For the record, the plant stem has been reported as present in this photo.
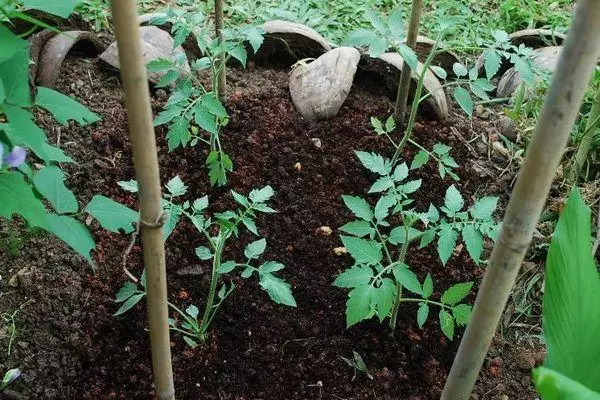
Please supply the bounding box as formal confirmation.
[389,222,411,332]
[109,1,175,399]
[391,39,440,166]
[198,237,225,339]
[442,2,600,397]
[569,84,600,181]
[214,0,226,101]
[393,0,423,125]
[512,83,526,115]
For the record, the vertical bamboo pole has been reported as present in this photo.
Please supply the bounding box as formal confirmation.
[393,0,423,125]
[110,2,175,399]
[441,1,600,398]
[215,0,226,101]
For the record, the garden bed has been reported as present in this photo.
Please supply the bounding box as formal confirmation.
[0,56,542,400]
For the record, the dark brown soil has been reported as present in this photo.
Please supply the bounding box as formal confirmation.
[0,57,541,400]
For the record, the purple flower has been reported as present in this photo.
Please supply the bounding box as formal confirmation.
[0,144,27,168]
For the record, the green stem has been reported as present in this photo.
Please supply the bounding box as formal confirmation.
[374,224,393,264]
[512,83,526,115]
[198,238,225,340]
[570,84,600,181]
[398,297,451,309]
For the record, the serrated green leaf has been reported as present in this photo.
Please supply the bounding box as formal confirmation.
[375,278,396,322]
[115,281,137,302]
[249,186,274,203]
[33,165,78,214]
[484,49,502,80]
[342,195,373,221]
[374,194,395,221]
[444,185,464,213]
[433,143,452,155]
[228,43,247,67]
[388,226,423,245]
[438,226,458,266]
[427,204,440,222]
[195,246,212,260]
[259,273,296,307]
[35,87,100,125]
[193,196,208,211]
[259,261,285,273]
[218,260,236,274]
[333,265,374,288]
[153,106,182,126]
[441,282,473,305]
[411,150,429,169]
[346,284,374,328]
[242,217,258,235]
[340,235,382,266]
[392,264,422,295]
[163,204,183,240]
[233,191,251,208]
[245,238,266,259]
[417,303,429,328]
[339,220,375,238]
[543,188,600,391]
[419,229,436,249]
[369,176,394,193]
[439,309,455,340]
[201,92,228,118]
[47,214,95,265]
[166,116,191,151]
[461,225,484,263]
[422,274,433,298]
[384,116,395,132]
[85,195,138,234]
[156,69,180,88]
[193,103,218,134]
[392,163,409,181]
[388,7,404,37]
[471,197,498,220]
[452,304,472,326]
[343,29,379,48]
[114,293,145,316]
[165,175,188,196]
[453,87,474,117]
[118,179,139,193]
[146,58,174,72]
[355,151,390,175]
[241,266,255,278]
[400,179,421,194]
[398,44,418,71]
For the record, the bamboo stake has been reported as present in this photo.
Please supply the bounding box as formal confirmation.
[441,1,600,398]
[110,2,175,399]
[215,0,226,101]
[393,0,423,124]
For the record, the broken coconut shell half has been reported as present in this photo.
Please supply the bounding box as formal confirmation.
[475,28,566,80]
[251,20,332,67]
[357,52,449,121]
[403,35,461,78]
[99,25,190,85]
[35,30,103,88]
[137,12,201,59]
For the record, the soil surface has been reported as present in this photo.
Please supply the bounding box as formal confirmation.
[0,57,544,400]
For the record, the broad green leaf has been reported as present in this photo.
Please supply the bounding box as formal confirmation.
[346,284,374,328]
[461,225,484,263]
[42,143,75,163]
[0,48,30,106]
[165,175,188,196]
[543,188,600,391]
[411,150,429,169]
[433,143,452,155]
[422,274,433,298]
[430,66,447,80]
[369,37,389,58]
[444,185,464,213]
[471,197,498,220]
[484,49,502,80]
[427,204,440,222]
[242,217,258,235]
[259,273,296,307]
[441,282,473,306]
[399,179,421,194]
[0,25,27,63]
[374,278,396,322]
[35,87,100,125]
[532,367,600,400]
[437,226,458,266]
[333,265,374,288]
[342,195,373,221]
[365,9,387,34]
[193,196,209,211]
[452,62,468,77]
[114,293,145,316]
[166,116,191,151]
[153,106,182,126]
[85,195,138,234]
[419,229,436,249]
[343,29,379,48]
[47,214,95,264]
[22,0,79,17]
[218,260,236,274]
[195,246,212,260]
[249,186,274,203]
[392,163,409,181]
[492,29,510,43]
[384,116,395,132]
[388,7,404,37]
[118,179,139,193]
[201,92,228,118]
[146,58,174,72]
[369,176,394,193]
[245,238,266,259]
[163,204,183,240]
[3,104,48,160]
[398,44,418,71]
[156,70,179,88]
[0,172,49,229]
[439,309,455,340]
[452,304,472,326]
[193,103,218,134]
[340,235,383,266]
[33,165,78,214]
[392,264,422,295]
[339,220,375,238]
[354,151,390,175]
[453,87,474,117]
[417,303,429,328]
[259,261,285,273]
[388,226,423,245]
[232,191,249,206]
[374,194,395,221]
[241,266,255,278]
[228,43,247,67]
[115,282,137,302]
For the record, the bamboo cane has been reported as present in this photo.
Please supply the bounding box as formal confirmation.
[393,0,423,125]
[110,1,175,399]
[215,0,226,101]
[441,1,600,398]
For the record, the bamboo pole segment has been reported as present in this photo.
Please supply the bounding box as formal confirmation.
[441,1,600,398]
[109,1,175,399]
[215,0,226,101]
[393,0,423,124]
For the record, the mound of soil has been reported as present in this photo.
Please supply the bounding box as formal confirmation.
[0,57,541,399]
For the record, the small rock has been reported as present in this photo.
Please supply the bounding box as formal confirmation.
[475,104,492,119]
[516,351,536,370]
[315,226,332,236]
[155,89,168,100]
[500,395,509,400]
[333,247,347,255]
[499,115,517,141]
[310,137,322,149]
[293,162,302,171]
[289,47,360,121]
[492,141,511,158]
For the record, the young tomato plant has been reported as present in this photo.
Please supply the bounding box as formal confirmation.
[148,8,264,186]
[333,151,499,339]
[115,178,296,346]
